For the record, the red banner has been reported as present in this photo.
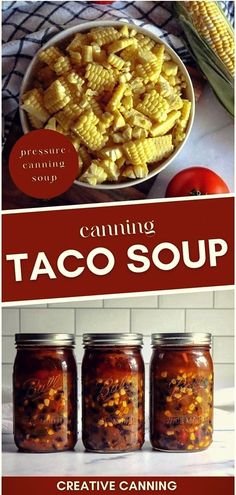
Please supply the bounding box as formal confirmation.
[2,196,234,303]
[2,476,234,495]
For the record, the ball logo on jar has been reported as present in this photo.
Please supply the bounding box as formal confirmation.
[22,375,61,401]
[96,377,136,402]
[166,375,210,399]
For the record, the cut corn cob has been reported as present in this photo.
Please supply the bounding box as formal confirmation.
[90,27,121,46]
[21,88,49,123]
[38,46,62,68]
[53,56,71,75]
[80,162,108,185]
[85,63,116,92]
[108,53,125,70]
[107,83,127,111]
[72,110,108,151]
[28,114,44,129]
[122,163,149,179]
[100,158,119,181]
[43,80,70,113]
[135,33,156,50]
[66,33,86,51]
[123,136,173,165]
[99,146,123,161]
[137,91,169,122]
[108,38,137,54]
[150,110,181,137]
[55,102,82,131]
[136,56,163,82]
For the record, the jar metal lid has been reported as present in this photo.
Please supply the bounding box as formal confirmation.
[83,333,143,346]
[151,333,212,347]
[15,333,75,347]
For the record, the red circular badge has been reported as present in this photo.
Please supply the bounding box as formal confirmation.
[9,129,79,199]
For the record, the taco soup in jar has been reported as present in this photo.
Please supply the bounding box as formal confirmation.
[150,333,213,452]
[82,333,144,452]
[13,333,77,453]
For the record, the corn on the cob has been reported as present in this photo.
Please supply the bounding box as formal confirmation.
[183,1,234,76]
[174,1,234,115]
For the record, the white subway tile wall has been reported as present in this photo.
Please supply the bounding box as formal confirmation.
[2,290,234,392]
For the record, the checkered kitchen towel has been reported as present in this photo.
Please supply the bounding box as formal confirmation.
[2,1,234,140]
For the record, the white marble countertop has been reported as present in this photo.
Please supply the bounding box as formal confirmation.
[2,408,234,477]
[149,85,234,198]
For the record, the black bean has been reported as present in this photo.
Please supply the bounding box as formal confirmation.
[114,424,123,431]
[53,424,62,432]
[105,406,115,413]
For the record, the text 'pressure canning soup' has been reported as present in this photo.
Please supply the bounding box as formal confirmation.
[21,24,192,185]
[82,334,144,452]
[13,334,77,453]
[150,333,213,452]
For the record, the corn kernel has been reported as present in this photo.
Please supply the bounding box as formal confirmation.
[174,393,182,399]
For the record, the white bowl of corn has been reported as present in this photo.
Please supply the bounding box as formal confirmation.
[20,20,195,190]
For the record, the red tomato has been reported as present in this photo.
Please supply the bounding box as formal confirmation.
[165,167,230,197]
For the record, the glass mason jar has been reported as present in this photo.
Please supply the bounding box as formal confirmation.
[82,333,144,453]
[13,333,77,453]
[150,333,213,452]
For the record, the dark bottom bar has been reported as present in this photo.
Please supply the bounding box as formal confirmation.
[2,477,234,495]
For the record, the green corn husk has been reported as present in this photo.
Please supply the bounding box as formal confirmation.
[174,1,234,116]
